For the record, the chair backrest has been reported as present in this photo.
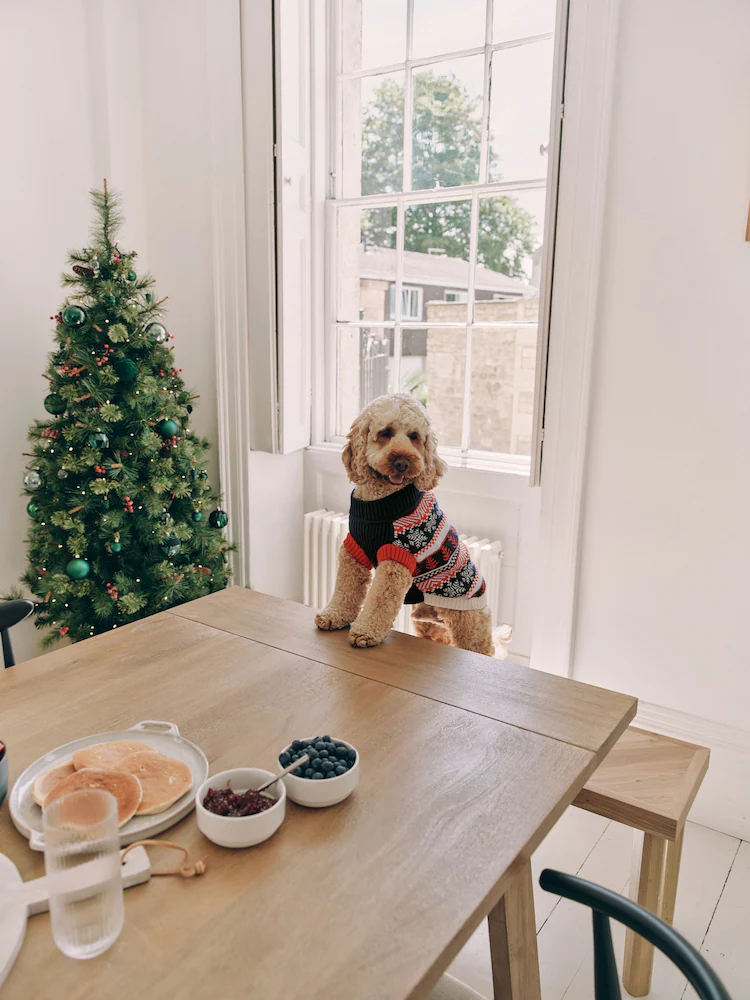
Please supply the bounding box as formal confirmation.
[539,869,732,1000]
[0,599,34,669]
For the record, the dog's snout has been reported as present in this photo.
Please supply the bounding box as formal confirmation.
[393,457,409,473]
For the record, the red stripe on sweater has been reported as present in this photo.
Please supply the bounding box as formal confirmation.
[376,544,417,575]
[344,533,373,569]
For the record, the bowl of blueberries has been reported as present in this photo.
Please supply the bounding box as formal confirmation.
[279,735,359,808]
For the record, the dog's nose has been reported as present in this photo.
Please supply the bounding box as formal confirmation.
[393,458,409,473]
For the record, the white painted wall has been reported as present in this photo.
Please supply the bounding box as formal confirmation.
[571,0,750,832]
[0,0,219,661]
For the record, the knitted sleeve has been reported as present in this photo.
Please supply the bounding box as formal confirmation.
[375,543,417,575]
[343,533,372,569]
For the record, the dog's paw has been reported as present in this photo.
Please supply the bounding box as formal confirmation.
[315,608,352,631]
[348,621,384,648]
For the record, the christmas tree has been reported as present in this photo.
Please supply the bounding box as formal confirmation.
[21,182,232,647]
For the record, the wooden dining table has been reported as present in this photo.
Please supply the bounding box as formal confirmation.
[0,587,636,1000]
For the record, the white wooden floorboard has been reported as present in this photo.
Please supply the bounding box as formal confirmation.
[536,818,633,999]
[691,837,749,1000]
[446,807,609,998]
[563,822,739,1000]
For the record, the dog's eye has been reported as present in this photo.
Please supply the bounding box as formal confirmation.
[380,427,393,438]
[408,432,420,442]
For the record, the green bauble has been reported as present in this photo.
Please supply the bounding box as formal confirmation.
[127,270,137,281]
[101,499,110,510]
[114,357,137,382]
[88,431,109,449]
[145,293,153,304]
[209,509,229,530]
[62,305,86,327]
[160,534,181,558]
[158,419,179,438]
[110,541,122,553]
[44,393,66,415]
[192,511,203,522]
[146,322,168,344]
[66,558,90,580]
[191,467,208,482]
[107,294,117,306]
[27,501,43,521]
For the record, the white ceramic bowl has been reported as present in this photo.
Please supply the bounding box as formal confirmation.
[280,737,359,808]
[195,768,286,848]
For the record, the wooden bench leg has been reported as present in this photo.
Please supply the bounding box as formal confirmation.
[659,826,684,927]
[623,831,666,996]
[488,859,541,1000]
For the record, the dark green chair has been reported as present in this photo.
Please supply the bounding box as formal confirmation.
[540,869,731,999]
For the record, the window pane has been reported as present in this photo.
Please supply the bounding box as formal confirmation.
[474,190,545,304]
[338,206,398,323]
[488,39,554,183]
[415,326,467,449]
[412,56,484,190]
[469,321,538,455]
[343,72,404,197]
[404,199,470,323]
[342,0,407,73]
[493,0,556,43]
[336,327,396,435]
[412,0,486,59]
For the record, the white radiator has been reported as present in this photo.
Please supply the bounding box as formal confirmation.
[303,508,507,642]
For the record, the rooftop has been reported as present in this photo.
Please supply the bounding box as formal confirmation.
[359,246,535,297]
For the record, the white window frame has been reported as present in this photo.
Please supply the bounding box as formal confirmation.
[389,283,423,321]
[445,289,469,303]
[318,0,559,477]
[210,0,621,673]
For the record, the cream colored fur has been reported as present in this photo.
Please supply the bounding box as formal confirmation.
[315,394,494,655]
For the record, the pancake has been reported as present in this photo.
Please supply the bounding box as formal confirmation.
[32,760,76,807]
[72,740,156,772]
[44,767,143,826]
[114,751,193,815]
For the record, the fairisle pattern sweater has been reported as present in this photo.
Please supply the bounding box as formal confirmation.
[344,485,487,610]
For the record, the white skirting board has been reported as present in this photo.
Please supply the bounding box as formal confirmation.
[635,701,750,842]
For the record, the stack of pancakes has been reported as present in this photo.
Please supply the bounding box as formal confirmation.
[32,740,193,826]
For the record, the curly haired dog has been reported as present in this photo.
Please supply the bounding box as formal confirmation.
[315,394,494,654]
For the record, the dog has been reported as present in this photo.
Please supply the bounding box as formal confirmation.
[315,394,494,655]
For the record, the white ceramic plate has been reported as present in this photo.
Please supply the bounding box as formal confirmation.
[10,721,208,852]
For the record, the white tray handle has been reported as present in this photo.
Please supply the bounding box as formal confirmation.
[29,830,45,852]
[128,720,181,736]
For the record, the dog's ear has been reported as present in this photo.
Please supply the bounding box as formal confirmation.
[342,410,371,485]
[415,429,448,491]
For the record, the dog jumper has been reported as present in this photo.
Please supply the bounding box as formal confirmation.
[344,485,487,610]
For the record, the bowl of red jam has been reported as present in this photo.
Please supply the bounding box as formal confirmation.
[195,768,286,848]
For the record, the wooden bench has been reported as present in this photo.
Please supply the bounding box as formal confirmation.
[573,727,710,996]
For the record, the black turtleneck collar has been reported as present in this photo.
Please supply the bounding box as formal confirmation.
[349,484,423,523]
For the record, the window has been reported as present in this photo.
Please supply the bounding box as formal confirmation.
[389,284,423,321]
[327,0,559,463]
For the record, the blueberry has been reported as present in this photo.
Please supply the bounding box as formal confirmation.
[307,748,319,759]
[279,752,291,766]
[334,764,346,776]
[322,735,331,742]
[321,760,334,772]
[325,771,336,778]
[314,741,325,750]
[312,771,324,780]
[348,749,357,761]
[292,740,303,751]
[304,768,314,778]
[336,747,349,759]
[318,749,329,758]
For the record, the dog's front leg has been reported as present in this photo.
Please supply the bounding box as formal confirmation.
[316,545,372,631]
[349,561,412,648]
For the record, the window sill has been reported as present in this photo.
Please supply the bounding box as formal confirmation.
[306,441,531,480]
